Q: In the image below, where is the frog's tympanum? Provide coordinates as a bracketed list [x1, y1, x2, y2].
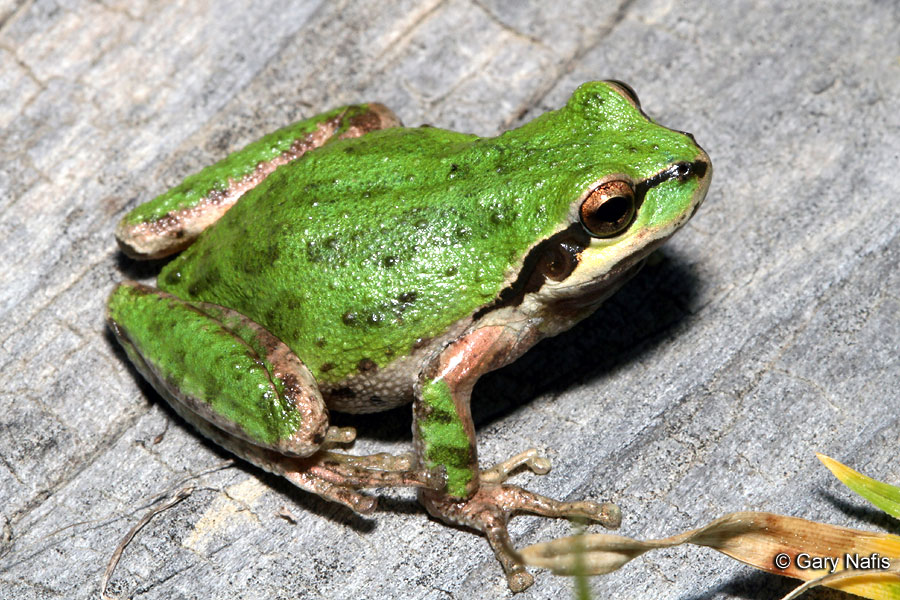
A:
[108, 81, 711, 592]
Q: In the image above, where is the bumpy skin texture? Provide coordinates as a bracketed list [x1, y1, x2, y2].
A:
[156, 83, 702, 386]
[109, 82, 711, 592]
[107, 283, 332, 454]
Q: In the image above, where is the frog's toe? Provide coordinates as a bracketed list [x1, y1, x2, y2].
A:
[421, 483, 620, 592]
[481, 448, 552, 484]
[289, 469, 379, 515]
[303, 450, 439, 489]
[507, 570, 534, 594]
[323, 426, 357, 446]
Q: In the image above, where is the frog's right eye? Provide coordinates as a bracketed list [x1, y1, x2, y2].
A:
[579, 180, 636, 238]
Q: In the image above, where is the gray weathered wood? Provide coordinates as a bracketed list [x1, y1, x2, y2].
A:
[1, 1, 898, 598]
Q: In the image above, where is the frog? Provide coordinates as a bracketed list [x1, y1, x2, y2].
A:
[107, 81, 711, 592]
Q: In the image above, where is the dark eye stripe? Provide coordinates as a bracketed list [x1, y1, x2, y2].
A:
[473, 224, 589, 320]
[636, 160, 708, 198]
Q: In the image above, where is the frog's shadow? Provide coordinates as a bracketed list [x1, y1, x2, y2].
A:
[679, 570, 844, 600]
[114, 251, 175, 280]
[336, 246, 703, 440]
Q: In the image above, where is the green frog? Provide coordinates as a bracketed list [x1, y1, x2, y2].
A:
[108, 81, 711, 592]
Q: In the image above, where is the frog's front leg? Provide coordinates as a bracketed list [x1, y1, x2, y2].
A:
[414, 325, 621, 592]
[108, 282, 435, 514]
[116, 103, 400, 260]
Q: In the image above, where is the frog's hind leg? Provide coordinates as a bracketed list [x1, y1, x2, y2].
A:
[413, 325, 620, 592]
[116, 103, 400, 259]
[108, 281, 435, 514]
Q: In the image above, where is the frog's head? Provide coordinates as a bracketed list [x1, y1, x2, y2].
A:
[520, 81, 712, 319]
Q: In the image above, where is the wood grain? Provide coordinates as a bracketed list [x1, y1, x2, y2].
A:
[1, 1, 897, 598]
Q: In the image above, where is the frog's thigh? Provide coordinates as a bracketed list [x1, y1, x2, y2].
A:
[116, 102, 401, 259]
[413, 325, 620, 592]
[107, 281, 329, 456]
[108, 281, 436, 514]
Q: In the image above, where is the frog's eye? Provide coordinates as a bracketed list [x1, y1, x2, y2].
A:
[606, 80, 641, 106]
[579, 180, 636, 238]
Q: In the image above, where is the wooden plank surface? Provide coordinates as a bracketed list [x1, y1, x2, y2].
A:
[1, 1, 898, 598]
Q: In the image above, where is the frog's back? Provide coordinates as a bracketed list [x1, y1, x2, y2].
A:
[158, 125, 574, 387]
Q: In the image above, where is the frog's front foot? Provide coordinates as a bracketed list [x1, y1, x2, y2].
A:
[420, 474, 620, 592]
[414, 327, 621, 590]
[423, 449, 619, 592]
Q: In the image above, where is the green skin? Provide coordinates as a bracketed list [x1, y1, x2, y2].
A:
[419, 378, 472, 496]
[108, 81, 711, 591]
[122, 105, 372, 227]
[153, 86, 698, 385]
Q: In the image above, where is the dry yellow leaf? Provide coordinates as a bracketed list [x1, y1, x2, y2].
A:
[521, 511, 900, 599]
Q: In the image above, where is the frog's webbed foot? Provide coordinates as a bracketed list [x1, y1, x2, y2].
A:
[422, 480, 620, 592]
[172, 418, 440, 515]
[287, 428, 441, 512]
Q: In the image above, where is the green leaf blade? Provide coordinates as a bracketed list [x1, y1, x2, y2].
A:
[818, 453, 900, 520]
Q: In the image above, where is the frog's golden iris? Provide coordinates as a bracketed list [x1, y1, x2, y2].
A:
[580, 179, 636, 238]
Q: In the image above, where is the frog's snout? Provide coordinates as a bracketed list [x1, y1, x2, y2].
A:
[692, 145, 713, 205]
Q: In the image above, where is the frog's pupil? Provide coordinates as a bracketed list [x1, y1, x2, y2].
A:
[594, 195, 629, 226]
